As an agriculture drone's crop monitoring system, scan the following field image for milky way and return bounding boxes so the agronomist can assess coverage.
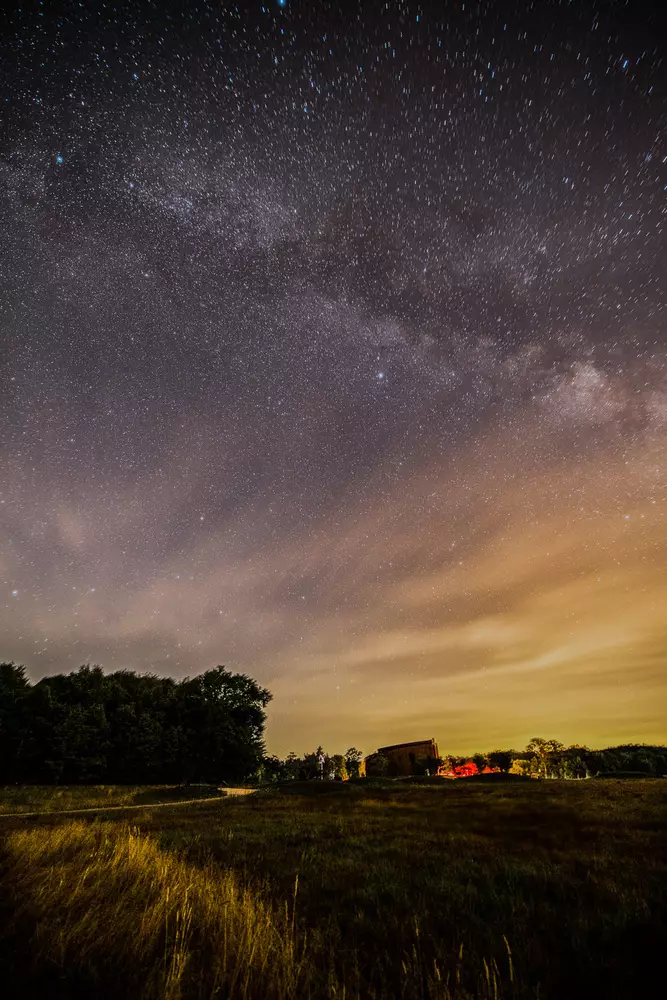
[2,1,666,755]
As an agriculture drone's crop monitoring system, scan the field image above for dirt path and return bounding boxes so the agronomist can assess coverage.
[0,788,256,820]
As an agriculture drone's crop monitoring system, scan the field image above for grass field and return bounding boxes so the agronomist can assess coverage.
[0,778,665,999]
[0,783,225,814]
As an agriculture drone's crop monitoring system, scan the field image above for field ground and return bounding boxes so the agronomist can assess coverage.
[0,779,665,999]
[0,783,227,814]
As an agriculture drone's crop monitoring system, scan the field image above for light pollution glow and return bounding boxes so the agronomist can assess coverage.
[3,413,666,757]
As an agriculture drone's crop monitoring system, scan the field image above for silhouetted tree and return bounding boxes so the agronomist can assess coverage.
[364,751,389,777]
[344,747,363,778]
[330,754,348,781]
[415,754,443,776]
[257,755,284,784]
[0,662,31,782]
[282,751,303,781]
[525,738,565,778]
[0,662,271,785]
[487,750,514,772]
[176,667,272,783]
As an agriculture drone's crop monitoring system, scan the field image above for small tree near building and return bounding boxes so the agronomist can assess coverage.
[365,751,389,777]
[331,754,348,781]
[344,747,363,778]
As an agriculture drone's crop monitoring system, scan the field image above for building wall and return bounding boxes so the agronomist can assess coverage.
[376,740,440,776]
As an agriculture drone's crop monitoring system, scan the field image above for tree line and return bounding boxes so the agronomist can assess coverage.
[498,737,667,779]
[2,661,665,786]
[261,737,667,782]
[0,662,271,785]
[259,746,364,783]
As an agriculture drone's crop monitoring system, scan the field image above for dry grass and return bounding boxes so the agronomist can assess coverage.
[0,812,509,1000]
[1,820,306,999]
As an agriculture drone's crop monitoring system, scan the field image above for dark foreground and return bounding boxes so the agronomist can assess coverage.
[0,778,664,999]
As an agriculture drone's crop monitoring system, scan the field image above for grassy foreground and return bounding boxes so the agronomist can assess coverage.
[0,779,665,999]
[0,783,224,814]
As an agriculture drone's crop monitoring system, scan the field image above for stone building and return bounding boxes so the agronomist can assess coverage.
[368,738,441,777]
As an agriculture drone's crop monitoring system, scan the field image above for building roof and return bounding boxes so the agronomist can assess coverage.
[377,739,437,753]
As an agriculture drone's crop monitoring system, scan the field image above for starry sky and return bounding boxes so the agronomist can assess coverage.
[1,0,666,756]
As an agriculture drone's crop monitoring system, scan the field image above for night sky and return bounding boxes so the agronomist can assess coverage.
[2,1,666,756]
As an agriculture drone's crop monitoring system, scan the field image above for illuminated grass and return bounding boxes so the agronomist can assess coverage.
[1,820,306,999]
